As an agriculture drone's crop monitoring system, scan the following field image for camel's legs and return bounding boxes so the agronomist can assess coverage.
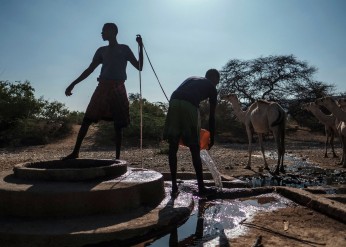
[278,142,285,173]
[272,127,285,174]
[274,143,281,174]
[326,127,338,158]
[245,125,253,169]
[324,129,329,158]
[281,136,285,172]
[336,122,344,165]
[342,136,346,168]
[280,121,286,172]
[337,130,344,165]
[258,134,269,169]
[330,131,338,158]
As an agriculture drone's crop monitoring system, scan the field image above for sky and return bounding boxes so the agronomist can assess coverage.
[1,0,345,112]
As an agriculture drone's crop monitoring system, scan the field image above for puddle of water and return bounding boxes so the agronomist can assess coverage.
[142,193,294,247]
[243,152,346,188]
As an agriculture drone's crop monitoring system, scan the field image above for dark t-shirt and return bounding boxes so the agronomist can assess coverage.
[170,76,217,108]
[92,44,134,81]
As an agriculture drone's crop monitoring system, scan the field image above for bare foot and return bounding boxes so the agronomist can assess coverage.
[61,153,78,160]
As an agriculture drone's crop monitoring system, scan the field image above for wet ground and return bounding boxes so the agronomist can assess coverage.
[136,182,346,247]
[138,145,346,246]
[243,152,346,189]
[144,187,295,247]
[0,125,345,246]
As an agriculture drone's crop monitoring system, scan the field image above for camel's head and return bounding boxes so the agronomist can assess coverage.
[302,102,319,111]
[301,102,313,111]
[337,98,346,108]
[315,96,336,107]
[220,93,238,102]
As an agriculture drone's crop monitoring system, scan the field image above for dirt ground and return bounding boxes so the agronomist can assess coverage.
[0,125,345,246]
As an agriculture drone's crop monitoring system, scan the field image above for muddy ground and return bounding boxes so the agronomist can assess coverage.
[0,125,345,246]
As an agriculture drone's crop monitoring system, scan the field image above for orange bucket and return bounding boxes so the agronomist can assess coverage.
[199,129,210,150]
[179,129,210,150]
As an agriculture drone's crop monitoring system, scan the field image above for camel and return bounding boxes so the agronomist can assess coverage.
[337,98,346,109]
[222,94,286,174]
[301,102,338,158]
[315,96,346,167]
[316,97,346,122]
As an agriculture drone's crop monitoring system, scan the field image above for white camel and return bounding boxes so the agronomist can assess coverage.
[316,97,346,122]
[222,94,286,174]
[301,102,338,158]
[337,98,346,109]
[315,96,346,167]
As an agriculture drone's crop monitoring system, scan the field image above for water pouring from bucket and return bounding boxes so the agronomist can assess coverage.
[180,129,223,190]
[200,149,223,190]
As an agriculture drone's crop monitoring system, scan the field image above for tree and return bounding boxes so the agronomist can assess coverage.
[0,80,79,146]
[127,93,166,140]
[218,55,334,106]
[0,80,43,124]
[286,80,335,126]
[218,55,336,126]
[40,100,70,123]
[199,99,246,142]
[95,93,167,146]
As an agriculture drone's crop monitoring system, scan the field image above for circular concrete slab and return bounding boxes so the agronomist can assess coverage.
[0,187,194,247]
[0,167,165,217]
[13,159,127,181]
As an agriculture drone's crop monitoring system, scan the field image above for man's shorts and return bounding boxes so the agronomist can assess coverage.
[84,79,130,128]
[163,99,200,146]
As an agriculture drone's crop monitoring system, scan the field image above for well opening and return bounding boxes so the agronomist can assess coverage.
[22,159,120,169]
[13,159,127,181]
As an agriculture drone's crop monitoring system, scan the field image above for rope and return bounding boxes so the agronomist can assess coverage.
[137,37,143,168]
[142,44,169,102]
[136,37,169,169]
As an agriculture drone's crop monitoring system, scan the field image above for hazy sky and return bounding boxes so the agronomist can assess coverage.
[1,0,345,112]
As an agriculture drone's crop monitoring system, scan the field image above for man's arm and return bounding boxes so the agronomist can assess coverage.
[65,61,99,96]
[208,101,217,150]
[128,36,143,71]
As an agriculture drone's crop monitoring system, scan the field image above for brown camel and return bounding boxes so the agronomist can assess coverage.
[315,96,346,167]
[222,94,286,174]
[301,102,338,158]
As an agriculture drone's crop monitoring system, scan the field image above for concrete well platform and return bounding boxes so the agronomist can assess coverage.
[0,166,165,217]
[0,159,195,247]
[0,187,193,247]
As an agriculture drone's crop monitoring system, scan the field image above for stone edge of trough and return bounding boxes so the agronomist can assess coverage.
[275,186,346,224]
[162,172,346,224]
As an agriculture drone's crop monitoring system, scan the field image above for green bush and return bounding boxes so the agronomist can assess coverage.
[0,80,80,147]
[94,94,167,147]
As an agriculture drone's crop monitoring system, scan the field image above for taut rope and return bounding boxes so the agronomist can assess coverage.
[137,35,143,168]
[137,37,170,168]
[142,44,169,102]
